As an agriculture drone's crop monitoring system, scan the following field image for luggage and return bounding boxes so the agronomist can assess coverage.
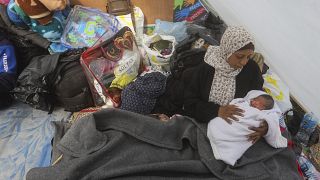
[80,26,141,107]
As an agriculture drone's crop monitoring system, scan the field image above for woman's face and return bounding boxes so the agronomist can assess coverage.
[227,49,254,69]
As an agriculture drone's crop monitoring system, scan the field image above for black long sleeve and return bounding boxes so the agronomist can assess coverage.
[183,60,264,123]
[183,63,220,122]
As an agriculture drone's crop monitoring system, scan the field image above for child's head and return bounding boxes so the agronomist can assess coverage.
[250,94,274,110]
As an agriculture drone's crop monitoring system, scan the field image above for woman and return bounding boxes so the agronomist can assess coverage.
[183,26,267,143]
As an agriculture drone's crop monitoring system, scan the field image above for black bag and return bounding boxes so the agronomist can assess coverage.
[170,48,206,79]
[0,73,16,109]
[54,55,94,112]
[201,12,226,42]
[284,109,319,147]
[13,49,93,113]
[153,47,206,116]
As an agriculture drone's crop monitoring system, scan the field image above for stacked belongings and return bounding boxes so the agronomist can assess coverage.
[150,13,223,116]
[284,110,320,178]
[6,3,122,112]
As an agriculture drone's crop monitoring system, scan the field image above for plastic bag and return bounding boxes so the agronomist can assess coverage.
[154,19,189,43]
[61,5,120,48]
[80,27,141,107]
[116,6,144,46]
[142,34,176,73]
[263,70,292,113]
[133,7,144,46]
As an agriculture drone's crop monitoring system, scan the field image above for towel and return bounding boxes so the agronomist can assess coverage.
[207,95,287,166]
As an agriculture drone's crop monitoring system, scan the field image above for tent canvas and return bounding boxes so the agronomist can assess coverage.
[201,0,320,119]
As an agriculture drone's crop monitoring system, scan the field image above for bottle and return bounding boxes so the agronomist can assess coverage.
[297,155,320,180]
[295,112,319,146]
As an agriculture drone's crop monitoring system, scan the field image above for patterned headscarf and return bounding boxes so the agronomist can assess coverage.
[204,26,254,106]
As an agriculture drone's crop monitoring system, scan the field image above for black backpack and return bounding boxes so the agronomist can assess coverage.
[284,109,319,147]
[13,49,93,113]
[170,48,206,79]
[153,44,206,116]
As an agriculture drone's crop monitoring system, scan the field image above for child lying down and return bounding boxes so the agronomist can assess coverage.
[207,90,287,166]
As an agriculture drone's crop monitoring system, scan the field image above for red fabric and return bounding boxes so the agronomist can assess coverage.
[280,127,303,178]
[296,161,304,179]
[287,140,294,148]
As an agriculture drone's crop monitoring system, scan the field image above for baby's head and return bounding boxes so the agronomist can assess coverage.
[250,94,274,110]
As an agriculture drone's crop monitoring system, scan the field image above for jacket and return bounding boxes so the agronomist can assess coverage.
[184,59,263,122]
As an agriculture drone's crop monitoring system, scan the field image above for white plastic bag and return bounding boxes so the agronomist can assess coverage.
[263,70,292,113]
[116,7,144,46]
[142,34,176,72]
[133,7,144,46]
[154,19,189,42]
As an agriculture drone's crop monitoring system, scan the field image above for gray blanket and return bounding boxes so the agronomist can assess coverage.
[27,109,300,180]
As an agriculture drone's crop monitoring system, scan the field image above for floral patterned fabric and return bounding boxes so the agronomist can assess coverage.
[309,142,320,171]
[204,26,254,106]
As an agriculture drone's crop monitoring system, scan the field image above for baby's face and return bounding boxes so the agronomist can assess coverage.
[250,97,266,110]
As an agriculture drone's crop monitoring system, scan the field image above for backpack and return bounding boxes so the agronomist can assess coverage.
[0,38,17,109]
[13,49,93,113]
[170,48,206,79]
[284,109,319,147]
[0,38,16,75]
[54,55,94,112]
[153,41,206,116]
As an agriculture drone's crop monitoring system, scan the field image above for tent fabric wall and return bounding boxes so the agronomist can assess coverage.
[201,0,320,119]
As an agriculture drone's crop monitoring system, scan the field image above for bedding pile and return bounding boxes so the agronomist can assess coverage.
[0,0,315,179]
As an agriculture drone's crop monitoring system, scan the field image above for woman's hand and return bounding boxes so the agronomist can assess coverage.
[218,105,244,124]
[247,121,268,144]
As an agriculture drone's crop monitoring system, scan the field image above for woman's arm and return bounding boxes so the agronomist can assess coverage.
[183,64,220,122]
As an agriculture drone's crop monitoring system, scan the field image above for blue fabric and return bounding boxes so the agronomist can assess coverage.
[120,72,167,114]
[7,0,26,27]
[0,102,71,180]
[48,42,70,53]
[0,39,16,74]
[0,72,16,93]
[154,19,189,42]
[7,0,31,28]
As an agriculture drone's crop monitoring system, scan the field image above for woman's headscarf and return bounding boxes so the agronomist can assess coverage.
[204,26,254,106]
